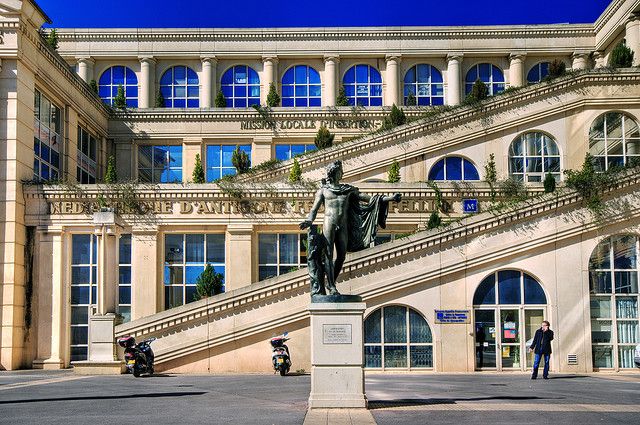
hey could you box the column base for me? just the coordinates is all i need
[32,358,65,370]
[72,360,125,375]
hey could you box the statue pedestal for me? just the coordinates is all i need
[308,301,368,409]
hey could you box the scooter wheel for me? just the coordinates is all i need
[133,370,141,378]
[279,368,286,376]
[148,367,154,375]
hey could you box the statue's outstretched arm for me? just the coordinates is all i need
[359,191,401,203]
[299,188,324,229]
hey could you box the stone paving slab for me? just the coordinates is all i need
[303,409,376,425]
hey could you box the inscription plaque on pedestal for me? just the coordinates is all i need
[322,324,352,344]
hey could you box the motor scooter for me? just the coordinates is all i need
[117,335,156,377]
[270,332,291,376]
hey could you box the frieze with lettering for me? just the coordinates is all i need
[240,119,381,131]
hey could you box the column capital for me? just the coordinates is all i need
[572,51,591,60]
[138,55,156,64]
[324,54,340,63]
[75,56,95,65]
[226,223,254,235]
[262,55,279,64]
[200,55,218,64]
[446,53,464,62]
[509,53,526,62]
[385,54,402,63]
[626,12,640,24]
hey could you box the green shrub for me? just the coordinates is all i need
[314,125,335,149]
[484,153,497,184]
[89,79,99,95]
[336,86,350,106]
[192,153,205,183]
[289,158,302,183]
[266,83,280,107]
[214,90,226,107]
[609,41,634,68]
[113,85,126,109]
[544,173,556,193]
[155,90,165,108]
[548,59,567,79]
[466,79,489,103]
[499,178,526,199]
[564,153,610,213]
[405,93,417,106]
[381,104,406,130]
[388,160,400,183]
[427,211,441,229]
[193,264,224,301]
[46,29,59,50]
[104,156,117,184]
[231,146,251,174]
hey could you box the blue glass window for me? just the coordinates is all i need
[164,234,225,309]
[258,233,308,281]
[76,126,97,184]
[527,62,550,84]
[509,132,561,183]
[98,66,138,108]
[428,156,480,181]
[274,144,316,161]
[403,64,444,106]
[70,234,98,361]
[343,65,383,107]
[118,235,132,323]
[159,66,199,108]
[138,145,182,183]
[473,270,546,305]
[33,90,62,181]
[281,65,321,107]
[589,112,640,172]
[206,144,252,182]
[220,65,260,108]
[465,63,505,96]
[473,274,496,305]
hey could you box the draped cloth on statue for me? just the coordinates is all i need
[324,184,390,252]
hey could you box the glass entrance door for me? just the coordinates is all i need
[475,309,497,369]
[524,309,545,369]
[500,309,521,369]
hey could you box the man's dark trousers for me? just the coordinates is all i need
[532,353,550,379]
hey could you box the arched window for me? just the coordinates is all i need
[220,65,260,108]
[509,132,561,183]
[159,66,199,108]
[343,65,382,107]
[473,270,547,371]
[465,63,505,96]
[364,305,433,369]
[281,65,321,107]
[589,112,640,171]
[98,66,138,108]
[403,64,444,106]
[428,156,479,181]
[589,235,640,369]
[527,62,550,84]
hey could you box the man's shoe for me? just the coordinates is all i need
[531,376,537,380]
[543,376,549,380]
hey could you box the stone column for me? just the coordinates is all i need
[76,56,94,83]
[131,227,160,319]
[571,52,590,71]
[262,55,278,105]
[139,56,156,108]
[508,53,526,88]
[626,14,640,66]
[225,224,254,291]
[323,55,339,107]
[201,56,217,108]
[183,137,203,182]
[385,54,401,106]
[94,212,121,315]
[593,51,606,68]
[446,53,463,106]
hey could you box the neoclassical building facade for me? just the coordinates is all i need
[1,0,640,373]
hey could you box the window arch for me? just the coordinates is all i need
[527,62,550,84]
[98,66,138,108]
[473,270,547,306]
[281,65,321,107]
[364,305,433,369]
[589,235,640,369]
[428,156,479,181]
[220,65,260,108]
[403,64,444,106]
[343,64,382,107]
[465,63,505,96]
[159,66,199,108]
[589,112,640,171]
[508,132,561,183]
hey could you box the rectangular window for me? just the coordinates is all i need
[118,235,132,323]
[163,234,225,310]
[258,233,307,281]
[206,145,251,182]
[34,90,62,181]
[70,234,98,362]
[137,145,182,183]
[77,126,98,184]
[274,144,316,161]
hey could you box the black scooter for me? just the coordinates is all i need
[117,335,156,377]
[270,332,291,376]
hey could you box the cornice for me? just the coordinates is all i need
[594,0,638,33]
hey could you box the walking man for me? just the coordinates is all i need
[529,320,554,379]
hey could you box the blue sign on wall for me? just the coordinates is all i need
[435,310,471,324]
[462,199,478,214]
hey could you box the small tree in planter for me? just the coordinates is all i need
[104,155,117,184]
[231,146,250,174]
[215,90,226,107]
[427,211,441,229]
[113,85,127,109]
[314,125,334,149]
[544,173,556,193]
[89,79,99,95]
[46,29,59,50]
[388,159,400,183]
[193,264,224,301]
[336,86,350,106]
[484,153,498,201]
[609,41,634,68]
[405,93,417,106]
[466,79,489,103]
[192,153,205,183]
[266,83,280,107]
[547,59,567,79]
[155,90,165,108]
[289,158,302,183]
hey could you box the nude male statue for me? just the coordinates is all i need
[300,160,401,295]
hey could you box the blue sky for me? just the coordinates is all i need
[38,0,613,28]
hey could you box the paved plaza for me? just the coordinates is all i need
[0,370,638,424]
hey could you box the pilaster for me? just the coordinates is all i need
[131,227,160,319]
[201,56,217,108]
[225,224,254,291]
[183,137,203,182]
[93,212,122,315]
[252,135,274,166]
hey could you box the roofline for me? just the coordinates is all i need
[29,0,52,24]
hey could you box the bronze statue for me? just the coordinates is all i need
[300,160,401,297]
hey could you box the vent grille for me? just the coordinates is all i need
[567,354,578,365]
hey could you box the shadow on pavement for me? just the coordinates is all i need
[0,391,207,404]
[368,395,561,409]
[546,375,588,380]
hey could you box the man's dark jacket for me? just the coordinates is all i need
[530,328,554,354]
